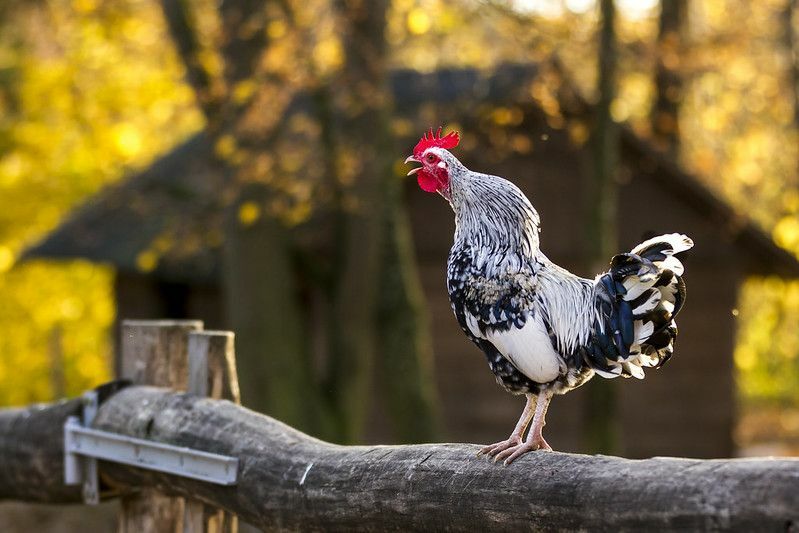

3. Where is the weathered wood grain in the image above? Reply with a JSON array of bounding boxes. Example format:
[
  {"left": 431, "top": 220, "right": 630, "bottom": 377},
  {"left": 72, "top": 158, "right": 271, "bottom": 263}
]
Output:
[
  {"left": 185, "top": 331, "right": 239, "bottom": 533},
  {"left": 119, "top": 320, "right": 203, "bottom": 533},
  {"left": 2, "top": 385, "right": 798, "bottom": 532},
  {"left": 119, "top": 320, "right": 203, "bottom": 388},
  {"left": 187, "top": 331, "right": 240, "bottom": 405}
]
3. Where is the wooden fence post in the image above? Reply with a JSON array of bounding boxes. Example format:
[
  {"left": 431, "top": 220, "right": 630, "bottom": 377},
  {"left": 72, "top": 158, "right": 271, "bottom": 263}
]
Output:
[
  {"left": 118, "top": 319, "right": 203, "bottom": 533},
  {"left": 184, "top": 331, "right": 240, "bottom": 533}
]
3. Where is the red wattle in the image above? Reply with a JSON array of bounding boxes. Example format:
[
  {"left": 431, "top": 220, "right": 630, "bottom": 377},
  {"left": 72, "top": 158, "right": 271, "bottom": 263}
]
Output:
[{"left": 417, "top": 171, "right": 439, "bottom": 193}]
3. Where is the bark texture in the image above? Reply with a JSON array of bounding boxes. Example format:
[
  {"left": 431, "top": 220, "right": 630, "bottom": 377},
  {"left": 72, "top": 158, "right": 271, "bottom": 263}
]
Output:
[{"left": 2, "top": 386, "right": 799, "bottom": 532}]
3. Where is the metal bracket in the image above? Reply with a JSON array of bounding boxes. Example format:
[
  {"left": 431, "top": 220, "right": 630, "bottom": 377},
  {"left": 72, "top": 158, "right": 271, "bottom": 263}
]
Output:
[{"left": 64, "top": 391, "right": 238, "bottom": 504}]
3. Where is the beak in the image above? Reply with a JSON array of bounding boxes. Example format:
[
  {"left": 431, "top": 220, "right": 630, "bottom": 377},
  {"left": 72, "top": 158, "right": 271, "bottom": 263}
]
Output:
[{"left": 405, "top": 155, "right": 420, "bottom": 176}]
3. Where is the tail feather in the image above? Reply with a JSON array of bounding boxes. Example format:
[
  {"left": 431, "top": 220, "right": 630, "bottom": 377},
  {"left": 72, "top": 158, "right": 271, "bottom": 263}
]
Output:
[
  {"left": 632, "top": 232, "right": 694, "bottom": 257},
  {"left": 587, "top": 233, "right": 693, "bottom": 379}
]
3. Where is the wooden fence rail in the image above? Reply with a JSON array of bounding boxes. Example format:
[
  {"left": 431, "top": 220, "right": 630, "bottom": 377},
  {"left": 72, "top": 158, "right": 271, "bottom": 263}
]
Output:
[
  {"left": 1, "top": 319, "right": 799, "bottom": 532},
  {"left": 1, "top": 383, "right": 799, "bottom": 531}
]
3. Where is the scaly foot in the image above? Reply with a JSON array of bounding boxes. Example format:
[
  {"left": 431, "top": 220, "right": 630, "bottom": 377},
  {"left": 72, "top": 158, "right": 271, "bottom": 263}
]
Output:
[
  {"left": 477, "top": 436, "right": 523, "bottom": 458},
  {"left": 494, "top": 435, "right": 552, "bottom": 465}
]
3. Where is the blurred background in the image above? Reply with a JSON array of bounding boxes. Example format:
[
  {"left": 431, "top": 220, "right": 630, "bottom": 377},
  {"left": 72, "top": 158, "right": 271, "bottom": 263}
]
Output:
[{"left": 1, "top": 0, "right": 799, "bottom": 513}]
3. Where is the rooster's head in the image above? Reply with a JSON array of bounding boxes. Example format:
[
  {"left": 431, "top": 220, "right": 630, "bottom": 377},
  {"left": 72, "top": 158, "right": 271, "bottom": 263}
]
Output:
[{"left": 405, "top": 127, "right": 460, "bottom": 201}]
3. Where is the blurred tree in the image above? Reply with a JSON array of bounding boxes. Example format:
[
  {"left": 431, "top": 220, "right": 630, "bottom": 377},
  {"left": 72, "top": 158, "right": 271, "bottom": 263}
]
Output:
[
  {"left": 323, "top": 0, "right": 392, "bottom": 442},
  {"left": 159, "top": 0, "right": 437, "bottom": 443},
  {"left": 584, "top": 0, "right": 620, "bottom": 455},
  {"left": 329, "top": 0, "right": 438, "bottom": 443},
  {"left": 652, "top": 0, "right": 687, "bottom": 152},
  {"left": 785, "top": 0, "right": 799, "bottom": 133},
  {"left": 676, "top": 0, "right": 799, "bottom": 448},
  {"left": 159, "top": 0, "right": 324, "bottom": 434},
  {"left": 213, "top": 0, "right": 323, "bottom": 434}
]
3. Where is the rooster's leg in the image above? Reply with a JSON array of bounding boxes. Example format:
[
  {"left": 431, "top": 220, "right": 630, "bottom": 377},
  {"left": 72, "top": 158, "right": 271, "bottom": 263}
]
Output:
[
  {"left": 477, "top": 394, "right": 535, "bottom": 457},
  {"left": 494, "top": 391, "right": 553, "bottom": 465}
]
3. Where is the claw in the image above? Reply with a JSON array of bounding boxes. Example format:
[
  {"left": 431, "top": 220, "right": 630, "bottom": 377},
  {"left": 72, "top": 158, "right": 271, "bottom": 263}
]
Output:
[
  {"left": 478, "top": 437, "right": 522, "bottom": 458},
  {"left": 497, "top": 436, "right": 552, "bottom": 466}
]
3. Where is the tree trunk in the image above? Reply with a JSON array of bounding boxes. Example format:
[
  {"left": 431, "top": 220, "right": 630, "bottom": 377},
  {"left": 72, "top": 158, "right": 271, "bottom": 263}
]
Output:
[
  {"left": 222, "top": 188, "right": 316, "bottom": 432},
  {"left": 785, "top": 0, "right": 799, "bottom": 191},
  {"left": 652, "top": 0, "right": 687, "bottom": 153},
  {"left": 158, "top": 0, "right": 319, "bottom": 432},
  {"left": 786, "top": 0, "right": 799, "bottom": 131},
  {"left": 159, "top": 0, "right": 222, "bottom": 119},
  {"left": 3, "top": 386, "right": 799, "bottom": 531},
  {"left": 48, "top": 324, "right": 66, "bottom": 400},
  {"left": 376, "top": 184, "right": 439, "bottom": 442},
  {"left": 324, "top": 0, "right": 391, "bottom": 443},
  {"left": 324, "top": 0, "right": 438, "bottom": 444},
  {"left": 584, "top": 0, "right": 620, "bottom": 455}
]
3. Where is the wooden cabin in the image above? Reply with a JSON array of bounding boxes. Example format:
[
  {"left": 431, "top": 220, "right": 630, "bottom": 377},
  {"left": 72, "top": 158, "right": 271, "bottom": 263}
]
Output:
[{"left": 26, "top": 63, "right": 799, "bottom": 458}]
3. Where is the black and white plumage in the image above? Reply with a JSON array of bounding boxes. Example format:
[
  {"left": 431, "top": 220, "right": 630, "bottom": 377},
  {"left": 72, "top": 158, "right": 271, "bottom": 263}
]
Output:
[{"left": 406, "top": 129, "right": 692, "bottom": 464}]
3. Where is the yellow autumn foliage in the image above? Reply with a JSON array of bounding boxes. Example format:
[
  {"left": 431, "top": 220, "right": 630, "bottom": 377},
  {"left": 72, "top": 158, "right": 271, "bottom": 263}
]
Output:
[{"left": 0, "top": 0, "right": 201, "bottom": 406}]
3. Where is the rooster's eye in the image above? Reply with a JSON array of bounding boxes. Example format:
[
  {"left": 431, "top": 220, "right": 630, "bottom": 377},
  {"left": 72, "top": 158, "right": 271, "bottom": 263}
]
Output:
[{"left": 425, "top": 153, "right": 437, "bottom": 163}]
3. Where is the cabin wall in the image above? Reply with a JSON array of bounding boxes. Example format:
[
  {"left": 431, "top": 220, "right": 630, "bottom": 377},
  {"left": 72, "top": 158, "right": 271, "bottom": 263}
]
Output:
[
  {"left": 617, "top": 165, "right": 741, "bottom": 458},
  {"left": 617, "top": 264, "right": 738, "bottom": 458}
]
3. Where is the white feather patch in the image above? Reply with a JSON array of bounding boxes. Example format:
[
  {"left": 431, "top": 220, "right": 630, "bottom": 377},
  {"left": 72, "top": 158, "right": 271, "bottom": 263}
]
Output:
[
  {"left": 631, "top": 233, "right": 694, "bottom": 256},
  {"left": 623, "top": 276, "right": 657, "bottom": 300},
  {"left": 622, "top": 362, "right": 645, "bottom": 379},
  {"left": 657, "top": 255, "right": 684, "bottom": 276},
  {"left": 464, "top": 311, "right": 482, "bottom": 339},
  {"left": 594, "top": 366, "right": 622, "bottom": 379},
  {"left": 639, "top": 353, "right": 659, "bottom": 367},
  {"left": 631, "top": 289, "right": 661, "bottom": 315},
  {"left": 634, "top": 320, "right": 654, "bottom": 345},
  {"left": 485, "top": 314, "right": 562, "bottom": 383}
]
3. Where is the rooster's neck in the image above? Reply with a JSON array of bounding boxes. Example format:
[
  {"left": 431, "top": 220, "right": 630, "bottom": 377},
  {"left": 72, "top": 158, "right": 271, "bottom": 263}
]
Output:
[{"left": 450, "top": 171, "right": 541, "bottom": 260}]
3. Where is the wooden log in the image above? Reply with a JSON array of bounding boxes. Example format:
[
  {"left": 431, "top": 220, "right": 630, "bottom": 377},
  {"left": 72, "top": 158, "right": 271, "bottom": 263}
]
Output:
[
  {"left": 2, "top": 385, "right": 799, "bottom": 532},
  {"left": 118, "top": 320, "right": 203, "bottom": 533},
  {"left": 185, "top": 331, "right": 239, "bottom": 533},
  {"left": 0, "top": 380, "right": 127, "bottom": 503}
]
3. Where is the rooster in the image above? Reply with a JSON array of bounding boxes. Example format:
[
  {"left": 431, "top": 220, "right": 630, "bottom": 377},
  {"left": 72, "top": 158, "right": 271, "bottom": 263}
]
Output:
[{"left": 405, "top": 128, "right": 692, "bottom": 465}]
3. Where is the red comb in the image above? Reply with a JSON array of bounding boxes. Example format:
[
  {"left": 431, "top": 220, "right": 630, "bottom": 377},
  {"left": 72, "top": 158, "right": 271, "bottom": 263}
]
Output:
[{"left": 413, "top": 127, "right": 460, "bottom": 158}]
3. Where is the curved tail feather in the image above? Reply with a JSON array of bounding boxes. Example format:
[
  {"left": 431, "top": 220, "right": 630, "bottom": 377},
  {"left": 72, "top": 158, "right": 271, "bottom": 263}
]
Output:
[{"left": 586, "top": 233, "right": 693, "bottom": 379}]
